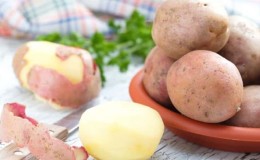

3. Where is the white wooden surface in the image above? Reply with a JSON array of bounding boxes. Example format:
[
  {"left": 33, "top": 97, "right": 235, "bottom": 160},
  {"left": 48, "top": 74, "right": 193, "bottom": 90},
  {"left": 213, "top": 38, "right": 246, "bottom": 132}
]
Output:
[{"left": 0, "top": 37, "right": 259, "bottom": 160}]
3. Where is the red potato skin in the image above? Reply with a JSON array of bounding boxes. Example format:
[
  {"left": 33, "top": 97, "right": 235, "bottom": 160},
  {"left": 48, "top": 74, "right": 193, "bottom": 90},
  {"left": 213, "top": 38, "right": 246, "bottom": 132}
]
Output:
[
  {"left": 152, "top": 0, "right": 230, "bottom": 59},
  {"left": 219, "top": 16, "right": 260, "bottom": 85},
  {"left": 28, "top": 123, "right": 79, "bottom": 160},
  {"left": 226, "top": 86, "right": 260, "bottom": 128},
  {"left": 166, "top": 50, "right": 243, "bottom": 123},
  {"left": 143, "top": 46, "right": 175, "bottom": 107},
  {"left": 13, "top": 44, "right": 101, "bottom": 108},
  {"left": 0, "top": 103, "right": 36, "bottom": 147},
  {"left": 28, "top": 64, "right": 101, "bottom": 108},
  {"left": 0, "top": 103, "right": 88, "bottom": 160}
]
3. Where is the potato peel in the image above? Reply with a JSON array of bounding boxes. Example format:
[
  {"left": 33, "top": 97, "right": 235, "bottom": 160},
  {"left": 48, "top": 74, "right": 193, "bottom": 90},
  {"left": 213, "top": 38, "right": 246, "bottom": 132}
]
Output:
[
  {"left": 13, "top": 41, "right": 101, "bottom": 109},
  {"left": 0, "top": 103, "right": 88, "bottom": 160}
]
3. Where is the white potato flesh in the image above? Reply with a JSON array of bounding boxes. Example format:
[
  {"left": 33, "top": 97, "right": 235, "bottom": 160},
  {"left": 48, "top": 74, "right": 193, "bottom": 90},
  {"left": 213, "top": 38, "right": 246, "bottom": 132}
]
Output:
[{"left": 79, "top": 101, "right": 164, "bottom": 160}]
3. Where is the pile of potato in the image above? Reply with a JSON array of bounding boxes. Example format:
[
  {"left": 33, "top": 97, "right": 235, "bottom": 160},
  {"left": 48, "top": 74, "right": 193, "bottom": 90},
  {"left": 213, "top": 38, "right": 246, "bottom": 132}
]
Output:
[{"left": 143, "top": 0, "right": 260, "bottom": 127}]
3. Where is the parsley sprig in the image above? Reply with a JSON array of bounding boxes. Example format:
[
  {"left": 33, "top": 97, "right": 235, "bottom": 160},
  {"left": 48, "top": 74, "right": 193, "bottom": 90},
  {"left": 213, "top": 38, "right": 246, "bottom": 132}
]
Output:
[{"left": 36, "top": 10, "right": 154, "bottom": 85}]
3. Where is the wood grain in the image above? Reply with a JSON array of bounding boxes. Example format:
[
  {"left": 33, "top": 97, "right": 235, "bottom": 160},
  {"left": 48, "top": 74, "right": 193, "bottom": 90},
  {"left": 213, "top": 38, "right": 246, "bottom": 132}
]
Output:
[{"left": 1, "top": 37, "right": 260, "bottom": 160}]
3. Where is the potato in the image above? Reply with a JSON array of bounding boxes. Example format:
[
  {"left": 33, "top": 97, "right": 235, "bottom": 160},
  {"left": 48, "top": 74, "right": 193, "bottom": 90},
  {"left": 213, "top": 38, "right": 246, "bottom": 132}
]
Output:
[
  {"left": 152, "top": 0, "right": 230, "bottom": 59},
  {"left": 219, "top": 16, "right": 260, "bottom": 85},
  {"left": 166, "top": 50, "right": 243, "bottom": 123},
  {"left": 13, "top": 41, "right": 101, "bottom": 109},
  {"left": 143, "top": 46, "right": 175, "bottom": 107},
  {"left": 79, "top": 101, "right": 164, "bottom": 160},
  {"left": 226, "top": 86, "right": 260, "bottom": 128}
]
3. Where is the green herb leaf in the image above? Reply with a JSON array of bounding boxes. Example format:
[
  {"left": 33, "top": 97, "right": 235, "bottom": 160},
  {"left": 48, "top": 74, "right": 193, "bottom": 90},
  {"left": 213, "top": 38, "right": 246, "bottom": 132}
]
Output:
[{"left": 35, "top": 10, "right": 154, "bottom": 86}]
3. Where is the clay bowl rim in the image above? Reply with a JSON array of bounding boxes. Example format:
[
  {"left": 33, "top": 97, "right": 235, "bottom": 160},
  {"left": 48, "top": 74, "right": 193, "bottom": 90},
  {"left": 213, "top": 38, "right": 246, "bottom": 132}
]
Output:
[{"left": 129, "top": 69, "right": 260, "bottom": 143}]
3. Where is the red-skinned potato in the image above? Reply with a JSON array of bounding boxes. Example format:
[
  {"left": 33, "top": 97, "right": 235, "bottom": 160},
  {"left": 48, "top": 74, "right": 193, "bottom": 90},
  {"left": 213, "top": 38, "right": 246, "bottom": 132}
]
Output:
[
  {"left": 226, "top": 86, "right": 260, "bottom": 128},
  {"left": 219, "top": 16, "right": 260, "bottom": 85},
  {"left": 152, "top": 0, "right": 230, "bottom": 59},
  {"left": 143, "top": 46, "right": 175, "bottom": 107},
  {"left": 167, "top": 50, "right": 243, "bottom": 123},
  {"left": 13, "top": 41, "right": 101, "bottom": 109}
]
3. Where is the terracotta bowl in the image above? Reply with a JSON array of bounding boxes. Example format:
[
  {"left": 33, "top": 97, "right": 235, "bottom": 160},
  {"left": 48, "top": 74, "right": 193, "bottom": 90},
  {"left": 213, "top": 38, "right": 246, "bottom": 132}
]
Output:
[{"left": 129, "top": 69, "right": 260, "bottom": 152}]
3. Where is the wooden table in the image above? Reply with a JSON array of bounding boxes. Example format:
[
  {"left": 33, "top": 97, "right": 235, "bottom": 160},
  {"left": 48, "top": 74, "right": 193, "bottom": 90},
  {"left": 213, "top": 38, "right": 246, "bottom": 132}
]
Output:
[{"left": 0, "top": 37, "right": 259, "bottom": 160}]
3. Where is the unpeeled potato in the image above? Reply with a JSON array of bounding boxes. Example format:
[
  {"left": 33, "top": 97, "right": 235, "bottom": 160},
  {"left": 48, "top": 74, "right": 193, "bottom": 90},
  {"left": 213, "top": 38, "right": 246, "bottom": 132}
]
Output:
[
  {"left": 143, "top": 46, "right": 175, "bottom": 107},
  {"left": 226, "top": 86, "right": 260, "bottom": 128},
  {"left": 167, "top": 50, "right": 243, "bottom": 123},
  {"left": 152, "top": 0, "right": 230, "bottom": 59},
  {"left": 219, "top": 16, "right": 260, "bottom": 85},
  {"left": 79, "top": 101, "right": 164, "bottom": 160}
]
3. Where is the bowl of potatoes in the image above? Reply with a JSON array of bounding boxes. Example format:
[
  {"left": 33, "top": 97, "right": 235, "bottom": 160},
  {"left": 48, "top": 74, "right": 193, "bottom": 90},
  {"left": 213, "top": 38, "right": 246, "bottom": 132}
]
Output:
[
  {"left": 129, "top": 0, "right": 260, "bottom": 152},
  {"left": 129, "top": 70, "right": 260, "bottom": 153}
]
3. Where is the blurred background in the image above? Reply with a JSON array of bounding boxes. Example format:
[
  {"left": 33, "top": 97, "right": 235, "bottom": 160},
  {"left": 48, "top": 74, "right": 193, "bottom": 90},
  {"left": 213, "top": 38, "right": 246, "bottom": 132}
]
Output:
[{"left": 0, "top": 0, "right": 259, "bottom": 38}]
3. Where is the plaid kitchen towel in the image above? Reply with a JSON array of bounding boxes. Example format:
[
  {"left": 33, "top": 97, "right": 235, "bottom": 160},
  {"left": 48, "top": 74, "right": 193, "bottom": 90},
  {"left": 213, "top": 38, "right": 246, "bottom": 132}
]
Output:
[
  {"left": 0, "top": 0, "right": 259, "bottom": 38},
  {"left": 0, "top": 0, "right": 109, "bottom": 38},
  {"left": 79, "top": 0, "right": 161, "bottom": 20},
  {"left": 0, "top": 0, "right": 160, "bottom": 38}
]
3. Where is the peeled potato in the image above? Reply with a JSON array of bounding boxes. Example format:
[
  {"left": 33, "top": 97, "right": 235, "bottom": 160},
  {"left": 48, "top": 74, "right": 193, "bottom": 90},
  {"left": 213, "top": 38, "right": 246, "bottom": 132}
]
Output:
[
  {"left": 13, "top": 41, "right": 101, "bottom": 109},
  {"left": 79, "top": 101, "right": 164, "bottom": 160}
]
